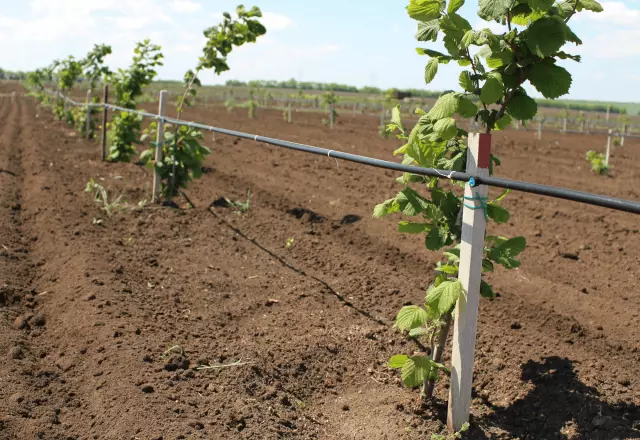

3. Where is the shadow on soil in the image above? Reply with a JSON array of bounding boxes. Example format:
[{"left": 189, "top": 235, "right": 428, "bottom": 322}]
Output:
[
  {"left": 471, "top": 356, "right": 640, "bottom": 439},
  {"left": 207, "top": 206, "right": 386, "bottom": 327}
]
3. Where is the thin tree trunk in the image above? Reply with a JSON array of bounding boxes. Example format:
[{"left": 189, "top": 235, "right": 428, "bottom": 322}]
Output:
[{"left": 423, "top": 312, "right": 453, "bottom": 399}]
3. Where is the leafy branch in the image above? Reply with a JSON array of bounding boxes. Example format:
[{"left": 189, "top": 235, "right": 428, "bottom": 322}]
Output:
[{"left": 141, "top": 5, "right": 267, "bottom": 202}]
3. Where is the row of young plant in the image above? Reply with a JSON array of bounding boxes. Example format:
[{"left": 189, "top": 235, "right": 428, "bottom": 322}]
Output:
[{"left": 26, "top": 5, "right": 268, "bottom": 203}]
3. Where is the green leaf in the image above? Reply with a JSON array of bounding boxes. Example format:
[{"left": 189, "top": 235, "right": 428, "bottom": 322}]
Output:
[
  {"left": 480, "top": 73, "right": 503, "bottom": 105},
  {"left": 478, "top": 0, "right": 512, "bottom": 20},
  {"left": 416, "top": 48, "right": 448, "bottom": 57},
  {"left": 391, "top": 105, "right": 405, "bottom": 134},
  {"left": 416, "top": 19, "right": 441, "bottom": 42},
  {"left": 578, "top": 0, "right": 603, "bottom": 12},
  {"left": 426, "top": 93, "right": 459, "bottom": 119},
  {"left": 373, "top": 200, "right": 395, "bottom": 218},
  {"left": 488, "top": 236, "right": 527, "bottom": 269},
  {"left": 425, "top": 58, "right": 439, "bottom": 84},
  {"left": 398, "top": 221, "right": 431, "bottom": 234},
  {"left": 436, "top": 264, "right": 458, "bottom": 275},
  {"left": 426, "top": 279, "right": 464, "bottom": 315},
  {"left": 494, "top": 113, "right": 512, "bottom": 130},
  {"left": 528, "top": 0, "right": 554, "bottom": 12},
  {"left": 395, "top": 305, "right": 428, "bottom": 331},
  {"left": 401, "top": 356, "right": 433, "bottom": 387},
  {"left": 389, "top": 354, "right": 409, "bottom": 369},
  {"left": 433, "top": 117, "right": 457, "bottom": 140},
  {"left": 448, "top": 0, "right": 465, "bottom": 13},
  {"left": 487, "top": 203, "right": 510, "bottom": 223},
  {"left": 457, "top": 97, "right": 478, "bottom": 118},
  {"left": 525, "top": 17, "right": 568, "bottom": 57},
  {"left": 407, "top": 0, "right": 442, "bottom": 21},
  {"left": 459, "top": 71, "right": 475, "bottom": 92},
  {"left": 506, "top": 90, "right": 538, "bottom": 121},
  {"left": 554, "top": 51, "right": 581, "bottom": 62},
  {"left": 408, "top": 327, "right": 430, "bottom": 338},
  {"left": 480, "top": 280, "right": 496, "bottom": 299},
  {"left": 528, "top": 61, "right": 572, "bottom": 99},
  {"left": 426, "top": 227, "right": 448, "bottom": 250},
  {"left": 400, "top": 188, "right": 431, "bottom": 215},
  {"left": 482, "top": 258, "right": 494, "bottom": 273}
]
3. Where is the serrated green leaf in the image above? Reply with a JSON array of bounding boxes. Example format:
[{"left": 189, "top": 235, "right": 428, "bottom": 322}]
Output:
[
  {"left": 528, "top": 0, "right": 554, "bottom": 12},
  {"left": 554, "top": 51, "right": 581, "bottom": 62},
  {"left": 448, "top": 0, "right": 465, "bottom": 13},
  {"left": 416, "top": 19, "right": 441, "bottom": 42},
  {"left": 389, "top": 354, "right": 410, "bottom": 369},
  {"left": 528, "top": 61, "right": 572, "bottom": 99},
  {"left": 458, "top": 97, "right": 478, "bottom": 117},
  {"left": 426, "top": 93, "right": 459, "bottom": 119},
  {"left": 478, "top": 0, "right": 512, "bottom": 20},
  {"left": 426, "top": 227, "right": 448, "bottom": 250},
  {"left": 480, "top": 280, "right": 496, "bottom": 299},
  {"left": 426, "top": 279, "right": 464, "bottom": 315},
  {"left": 400, "top": 188, "right": 431, "bottom": 215},
  {"left": 494, "top": 113, "right": 512, "bottom": 130},
  {"left": 407, "top": 0, "right": 442, "bottom": 21},
  {"left": 425, "top": 58, "right": 439, "bottom": 84},
  {"left": 525, "top": 17, "right": 568, "bottom": 57},
  {"left": 487, "top": 203, "right": 510, "bottom": 223},
  {"left": 391, "top": 105, "right": 405, "bottom": 134},
  {"left": 401, "top": 356, "right": 433, "bottom": 387},
  {"left": 578, "top": 0, "right": 603, "bottom": 12},
  {"left": 488, "top": 236, "right": 526, "bottom": 269},
  {"left": 433, "top": 117, "right": 457, "bottom": 140},
  {"left": 408, "top": 327, "right": 430, "bottom": 338},
  {"left": 398, "top": 221, "right": 431, "bottom": 234},
  {"left": 373, "top": 200, "right": 395, "bottom": 218},
  {"left": 416, "top": 48, "right": 448, "bottom": 57},
  {"left": 395, "top": 305, "right": 428, "bottom": 331},
  {"left": 459, "top": 71, "right": 475, "bottom": 92},
  {"left": 461, "top": 30, "right": 475, "bottom": 48},
  {"left": 482, "top": 258, "right": 494, "bottom": 273},
  {"left": 480, "top": 73, "right": 503, "bottom": 105},
  {"left": 506, "top": 90, "right": 538, "bottom": 121},
  {"left": 436, "top": 264, "right": 458, "bottom": 275}
]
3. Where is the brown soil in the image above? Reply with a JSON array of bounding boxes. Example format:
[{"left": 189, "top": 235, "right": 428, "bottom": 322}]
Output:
[{"left": 1, "top": 81, "right": 639, "bottom": 440}]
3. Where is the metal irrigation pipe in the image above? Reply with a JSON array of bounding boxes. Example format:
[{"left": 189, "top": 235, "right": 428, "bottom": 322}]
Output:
[{"left": 54, "top": 95, "right": 640, "bottom": 214}]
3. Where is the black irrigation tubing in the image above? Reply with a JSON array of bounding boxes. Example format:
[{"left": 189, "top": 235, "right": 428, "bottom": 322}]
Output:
[{"left": 50, "top": 93, "right": 640, "bottom": 214}]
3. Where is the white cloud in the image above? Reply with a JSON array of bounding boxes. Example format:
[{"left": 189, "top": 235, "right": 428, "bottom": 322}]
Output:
[
  {"left": 319, "top": 44, "right": 341, "bottom": 54},
  {"left": 575, "top": 1, "right": 640, "bottom": 26},
  {"left": 579, "top": 29, "right": 640, "bottom": 58},
  {"left": 260, "top": 12, "right": 293, "bottom": 31},
  {"left": 169, "top": 0, "right": 201, "bottom": 14}
]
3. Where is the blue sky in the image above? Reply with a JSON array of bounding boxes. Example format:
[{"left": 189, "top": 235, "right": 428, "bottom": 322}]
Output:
[{"left": 1, "top": 0, "right": 639, "bottom": 102}]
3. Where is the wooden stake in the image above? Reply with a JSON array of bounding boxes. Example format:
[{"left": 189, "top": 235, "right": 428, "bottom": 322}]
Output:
[
  {"left": 605, "top": 129, "right": 612, "bottom": 166},
  {"left": 621, "top": 124, "right": 626, "bottom": 147},
  {"left": 447, "top": 133, "right": 491, "bottom": 432},
  {"left": 11, "top": 91, "right": 16, "bottom": 103},
  {"left": 562, "top": 118, "right": 567, "bottom": 133},
  {"left": 85, "top": 90, "right": 92, "bottom": 139},
  {"left": 152, "top": 90, "right": 167, "bottom": 204},
  {"left": 101, "top": 85, "right": 109, "bottom": 161},
  {"left": 537, "top": 121, "right": 542, "bottom": 140},
  {"left": 287, "top": 102, "right": 292, "bottom": 123}
]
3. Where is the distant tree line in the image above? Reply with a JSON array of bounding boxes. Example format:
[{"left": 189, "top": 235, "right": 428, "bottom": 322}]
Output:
[
  {"left": 0, "top": 68, "right": 28, "bottom": 80},
  {"left": 224, "top": 78, "right": 442, "bottom": 98},
  {"left": 537, "top": 99, "right": 627, "bottom": 115}
]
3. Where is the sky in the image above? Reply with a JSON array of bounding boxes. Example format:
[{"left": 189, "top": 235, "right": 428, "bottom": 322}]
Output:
[{"left": 0, "top": 0, "right": 639, "bottom": 102}]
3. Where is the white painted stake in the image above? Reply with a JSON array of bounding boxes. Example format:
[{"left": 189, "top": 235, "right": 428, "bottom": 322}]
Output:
[
  {"left": 152, "top": 90, "right": 167, "bottom": 204},
  {"left": 287, "top": 102, "right": 292, "bottom": 123},
  {"left": 562, "top": 118, "right": 567, "bottom": 133},
  {"left": 537, "top": 121, "right": 542, "bottom": 140},
  {"left": 605, "top": 129, "right": 612, "bottom": 166},
  {"left": 447, "top": 133, "right": 491, "bottom": 432},
  {"left": 85, "top": 90, "right": 92, "bottom": 139},
  {"left": 621, "top": 124, "right": 626, "bottom": 147},
  {"left": 11, "top": 91, "right": 16, "bottom": 103}
]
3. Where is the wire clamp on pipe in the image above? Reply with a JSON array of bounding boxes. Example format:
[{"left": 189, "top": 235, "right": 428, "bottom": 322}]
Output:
[{"left": 327, "top": 150, "right": 340, "bottom": 170}]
